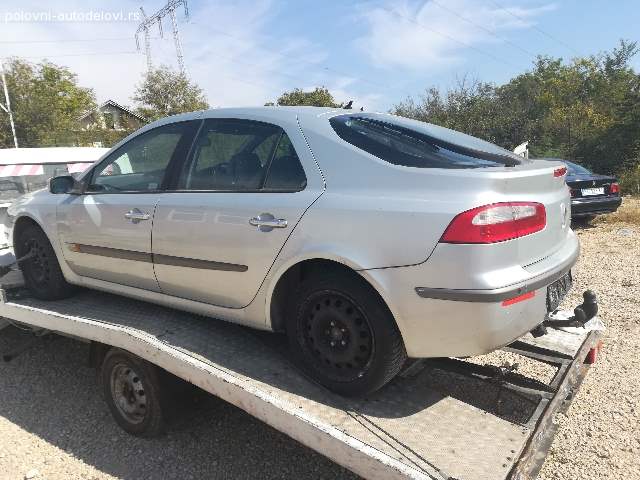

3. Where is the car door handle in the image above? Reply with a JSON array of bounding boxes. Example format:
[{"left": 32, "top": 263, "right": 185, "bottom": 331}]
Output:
[
  {"left": 124, "top": 208, "right": 151, "bottom": 223},
  {"left": 249, "top": 213, "right": 288, "bottom": 231}
]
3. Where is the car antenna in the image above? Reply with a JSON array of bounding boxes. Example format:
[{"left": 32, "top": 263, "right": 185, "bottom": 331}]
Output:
[{"left": 343, "top": 100, "right": 353, "bottom": 109}]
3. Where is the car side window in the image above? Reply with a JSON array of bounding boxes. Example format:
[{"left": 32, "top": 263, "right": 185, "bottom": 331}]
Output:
[
  {"left": 263, "top": 134, "right": 307, "bottom": 191},
  {"left": 179, "top": 119, "right": 281, "bottom": 191},
  {"left": 88, "top": 123, "right": 189, "bottom": 192}
]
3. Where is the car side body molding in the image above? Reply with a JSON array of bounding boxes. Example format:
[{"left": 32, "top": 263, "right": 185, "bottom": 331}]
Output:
[{"left": 68, "top": 243, "right": 248, "bottom": 272}]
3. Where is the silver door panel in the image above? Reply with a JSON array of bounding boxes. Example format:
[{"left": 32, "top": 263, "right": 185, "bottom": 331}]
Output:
[
  {"left": 152, "top": 189, "right": 321, "bottom": 308},
  {"left": 57, "top": 193, "right": 160, "bottom": 291}
]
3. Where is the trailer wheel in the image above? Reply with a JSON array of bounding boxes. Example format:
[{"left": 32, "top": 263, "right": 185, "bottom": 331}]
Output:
[{"left": 101, "top": 348, "right": 165, "bottom": 438}]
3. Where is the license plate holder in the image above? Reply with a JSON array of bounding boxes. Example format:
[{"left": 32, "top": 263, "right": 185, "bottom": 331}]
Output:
[
  {"left": 546, "top": 271, "right": 573, "bottom": 312},
  {"left": 581, "top": 187, "right": 604, "bottom": 196}
]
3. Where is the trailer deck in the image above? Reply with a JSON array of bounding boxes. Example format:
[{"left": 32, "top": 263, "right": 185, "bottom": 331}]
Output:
[{"left": 0, "top": 283, "right": 603, "bottom": 480}]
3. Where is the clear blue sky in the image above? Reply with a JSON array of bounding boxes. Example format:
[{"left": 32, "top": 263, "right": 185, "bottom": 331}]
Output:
[{"left": 0, "top": 0, "right": 638, "bottom": 110}]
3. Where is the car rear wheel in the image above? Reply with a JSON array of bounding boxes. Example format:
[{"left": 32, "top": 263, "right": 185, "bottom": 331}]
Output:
[
  {"left": 16, "top": 224, "right": 76, "bottom": 300},
  {"left": 287, "top": 270, "right": 406, "bottom": 397}
]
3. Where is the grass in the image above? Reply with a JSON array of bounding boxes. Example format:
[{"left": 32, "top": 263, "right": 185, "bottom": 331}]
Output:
[{"left": 593, "top": 196, "right": 640, "bottom": 225}]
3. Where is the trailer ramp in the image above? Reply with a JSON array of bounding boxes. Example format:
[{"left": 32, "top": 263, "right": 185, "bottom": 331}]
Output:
[{"left": 0, "top": 288, "right": 601, "bottom": 480}]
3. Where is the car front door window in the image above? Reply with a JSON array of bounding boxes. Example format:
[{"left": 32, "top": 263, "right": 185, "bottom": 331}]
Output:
[{"left": 89, "top": 123, "right": 189, "bottom": 193}]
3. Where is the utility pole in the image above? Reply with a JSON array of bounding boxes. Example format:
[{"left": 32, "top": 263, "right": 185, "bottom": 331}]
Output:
[
  {"left": 0, "top": 58, "right": 18, "bottom": 148},
  {"left": 135, "top": 0, "right": 189, "bottom": 76}
]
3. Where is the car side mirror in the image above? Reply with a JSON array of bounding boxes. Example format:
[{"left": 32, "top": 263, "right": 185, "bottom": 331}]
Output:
[{"left": 49, "top": 175, "right": 80, "bottom": 194}]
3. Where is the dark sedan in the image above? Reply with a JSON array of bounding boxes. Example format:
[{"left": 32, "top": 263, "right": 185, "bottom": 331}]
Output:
[{"left": 560, "top": 160, "right": 622, "bottom": 218}]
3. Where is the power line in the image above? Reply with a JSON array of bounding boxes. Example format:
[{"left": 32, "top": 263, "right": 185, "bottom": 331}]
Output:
[
  {"left": 195, "top": 25, "right": 415, "bottom": 98},
  {"left": 430, "top": 0, "right": 537, "bottom": 58},
  {"left": 376, "top": 4, "right": 527, "bottom": 71},
  {"left": 19, "top": 51, "right": 140, "bottom": 59},
  {"left": 486, "top": 0, "right": 581, "bottom": 56},
  {"left": 0, "top": 37, "right": 133, "bottom": 44}
]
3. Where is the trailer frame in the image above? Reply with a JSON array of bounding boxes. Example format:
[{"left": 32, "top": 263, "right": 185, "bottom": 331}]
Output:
[{"left": 0, "top": 286, "right": 603, "bottom": 480}]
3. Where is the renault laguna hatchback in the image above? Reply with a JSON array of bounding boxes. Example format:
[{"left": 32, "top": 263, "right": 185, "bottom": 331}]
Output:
[{"left": 8, "top": 107, "right": 578, "bottom": 396}]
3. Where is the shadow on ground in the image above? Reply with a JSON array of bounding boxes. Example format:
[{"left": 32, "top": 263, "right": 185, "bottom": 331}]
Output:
[{"left": 0, "top": 326, "right": 357, "bottom": 480}]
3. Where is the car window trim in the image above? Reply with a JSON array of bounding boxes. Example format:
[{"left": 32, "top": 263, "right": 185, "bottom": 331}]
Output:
[
  {"left": 259, "top": 131, "right": 284, "bottom": 190},
  {"left": 82, "top": 120, "right": 201, "bottom": 195},
  {"left": 162, "top": 119, "right": 205, "bottom": 191}
]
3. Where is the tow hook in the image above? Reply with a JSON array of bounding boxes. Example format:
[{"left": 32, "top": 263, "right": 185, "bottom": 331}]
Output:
[
  {"left": 0, "top": 250, "right": 36, "bottom": 278},
  {"left": 531, "top": 290, "right": 599, "bottom": 337}
]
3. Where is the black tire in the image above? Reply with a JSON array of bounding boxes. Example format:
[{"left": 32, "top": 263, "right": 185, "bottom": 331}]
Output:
[
  {"left": 101, "top": 348, "right": 165, "bottom": 438},
  {"left": 16, "top": 224, "right": 76, "bottom": 300},
  {"left": 286, "top": 269, "right": 407, "bottom": 397}
]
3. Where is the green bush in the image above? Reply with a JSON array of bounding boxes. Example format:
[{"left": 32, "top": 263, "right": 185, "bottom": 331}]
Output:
[{"left": 619, "top": 164, "right": 640, "bottom": 196}]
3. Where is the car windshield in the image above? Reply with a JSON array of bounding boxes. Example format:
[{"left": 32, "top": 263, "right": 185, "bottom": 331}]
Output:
[
  {"left": 329, "top": 114, "right": 523, "bottom": 169},
  {"left": 565, "top": 160, "right": 592, "bottom": 175}
]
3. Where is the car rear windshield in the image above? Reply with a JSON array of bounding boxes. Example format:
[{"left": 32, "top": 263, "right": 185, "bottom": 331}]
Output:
[
  {"left": 564, "top": 161, "right": 591, "bottom": 175},
  {"left": 329, "top": 115, "right": 523, "bottom": 169}
]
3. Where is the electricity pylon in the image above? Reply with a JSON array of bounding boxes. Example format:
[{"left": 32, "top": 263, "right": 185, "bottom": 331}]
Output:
[{"left": 135, "top": 0, "right": 189, "bottom": 76}]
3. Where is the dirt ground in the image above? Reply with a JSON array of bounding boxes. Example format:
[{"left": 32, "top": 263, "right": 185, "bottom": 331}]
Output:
[{"left": 0, "top": 203, "right": 639, "bottom": 480}]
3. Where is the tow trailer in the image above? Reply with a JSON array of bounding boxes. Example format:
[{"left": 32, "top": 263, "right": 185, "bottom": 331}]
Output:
[{"left": 0, "top": 277, "right": 603, "bottom": 480}]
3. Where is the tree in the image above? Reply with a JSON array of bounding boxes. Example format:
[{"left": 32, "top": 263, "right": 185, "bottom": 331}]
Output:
[
  {"left": 269, "top": 87, "right": 342, "bottom": 107},
  {"left": 0, "top": 58, "right": 96, "bottom": 148},
  {"left": 133, "top": 65, "right": 209, "bottom": 122},
  {"left": 392, "top": 40, "right": 640, "bottom": 179}
]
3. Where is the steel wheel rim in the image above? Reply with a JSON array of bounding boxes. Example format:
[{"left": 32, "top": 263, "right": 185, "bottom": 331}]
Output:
[
  {"left": 24, "top": 238, "right": 51, "bottom": 285},
  {"left": 299, "top": 290, "right": 375, "bottom": 382},
  {"left": 110, "top": 363, "right": 147, "bottom": 424}
]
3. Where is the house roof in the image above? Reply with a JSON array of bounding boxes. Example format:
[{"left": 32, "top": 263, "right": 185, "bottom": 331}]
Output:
[{"left": 79, "top": 100, "right": 145, "bottom": 122}]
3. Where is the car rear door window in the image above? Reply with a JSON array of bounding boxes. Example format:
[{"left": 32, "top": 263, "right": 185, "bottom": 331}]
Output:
[
  {"left": 263, "top": 133, "right": 307, "bottom": 191},
  {"left": 178, "top": 119, "right": 305, "bottom": 192},
  {"left": 330, "top": 115, "right": 521, "bottom": 169},
  {"left": 89, "top": 122, "right": 191, "bottom": 192}
]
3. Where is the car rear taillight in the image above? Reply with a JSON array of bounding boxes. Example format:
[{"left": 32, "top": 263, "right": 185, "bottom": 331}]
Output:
[
  {"left": 440, "top": 202, "right": 546, "bottom": 244},
  {"left": 554, "top": 166, "right": 567, "bottom": 177},
  {"left": 610, "top": 182, "right": 620, "bottom": 194}
]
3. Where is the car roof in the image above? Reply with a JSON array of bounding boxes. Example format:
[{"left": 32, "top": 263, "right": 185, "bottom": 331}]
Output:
[
  {"left": 0, "top": 147, "right": 110, "bottom": 165},
  {"left": 151, "top": 106, "right": 353, "bottom": 127}
]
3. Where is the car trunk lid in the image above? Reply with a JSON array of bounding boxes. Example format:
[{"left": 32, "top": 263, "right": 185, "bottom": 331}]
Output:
[
  {"left": 489, "top": 160, "right": 571, "bottom": 268},
  {"left": 567, "top": 174, "right": 616, "bottom": 198}
]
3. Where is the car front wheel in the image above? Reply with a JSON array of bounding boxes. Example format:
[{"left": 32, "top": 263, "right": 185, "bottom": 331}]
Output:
[
  {"left": 16, "top": 224, "right": 76, "bottom": 300},
  {"left": 287, "top": 269, "right": 407, "bottom": 397}
]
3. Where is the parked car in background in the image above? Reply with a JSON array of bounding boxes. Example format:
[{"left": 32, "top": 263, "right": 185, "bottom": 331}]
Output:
[
  {"left": 8, "top": 108, "right": 579, "bottom": 396},
  {"left": 0, "top": 147, "right": 108, "bottom": 249},
  {"left": 558, "top": 160, "right": 622, "bottom": 220}
]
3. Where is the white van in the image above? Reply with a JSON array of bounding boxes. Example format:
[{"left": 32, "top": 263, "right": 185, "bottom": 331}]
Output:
[{"left": 0, "top": 147, "right": 108, "bottom": 249}]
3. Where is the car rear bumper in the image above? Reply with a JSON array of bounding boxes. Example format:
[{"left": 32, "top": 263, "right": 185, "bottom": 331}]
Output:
[
  {"left": 361, "top": 232, "right": 580, "bottom": 358},
  {"left": 414, "top": 242, "right": 578, "bottom": 303},
  {"left": 571, "top": 195, "right": 621, "bottom": 217}
]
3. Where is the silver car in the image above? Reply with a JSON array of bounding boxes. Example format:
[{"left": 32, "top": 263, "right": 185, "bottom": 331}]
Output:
[{"left": 8, "top": 107, "right": 578, "bottom": 396}]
